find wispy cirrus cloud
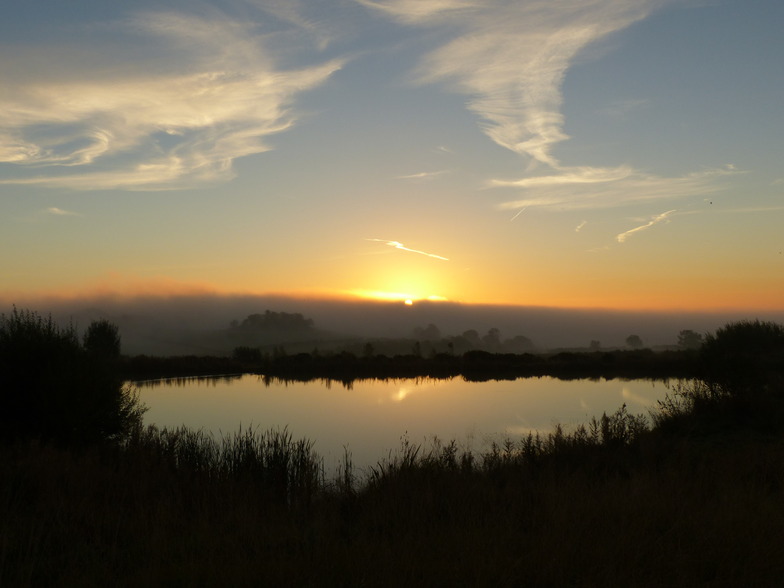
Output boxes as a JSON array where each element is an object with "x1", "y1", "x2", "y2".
[
  {"x1": 358, "y1": 0, "x2": 739, "y2": 212},
  {"x1": 44, "y1": 207, "x2": 81, "y2": 216},
  {"x1": 367, "y1": 238, "x2": 449, "y2": 260},
  {"x1": 0, "y1": 10, "x2": 342, "y2": 190},
  {"x1": 395, "y1": 170, "x2": 449, "y2": 181},
  {"x1": 356, "y1": 0, "x2": 478, "y2": 23},
  {"x1": 496, "y1": 166, "x2": 740, "y2": 212},
  {"x1": 490, "y1": 165, "x2": 635, "y2": 188},
  {"x1": 616, "y1": 209, "x2": 676, "y2": 243},
  {"x1": 360, "y1": 0, "x2": 654, "y2": 167}
]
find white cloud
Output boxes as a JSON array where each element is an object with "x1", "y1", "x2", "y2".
[
  {"x1": 364, "y1": 0, "x2": 655, "y2": 167},
  {"x1": 509, "y1": 207, "x2": 527, "y2": 221},
  {"x1": 0, "y1": 11, "x2": 342, "y2": 190},
  {"x1": 360, "y1": 0, "x2": 741, "y2": 212},
  {"x1": 616, "y1": 209, "x2": 676, "y2": 243},
  {"x1": 355, "y1": 0, "x2": 478, "y2": 23},
  {"x1": 497, "y1": 166, "x2": 740, "y2": 212},
  {"x1": 490, "y1": 165, "x2": 634, "y2": 188},
  {"x1": 367, "y1": 238, "x2": 449, "y2": 260},
  {"x1": 395, "y1": 170, "x2": 449, "y2": 180},
  {"x1": 44, "y1": 207, "x2": 81, "y2": 216},
  {"x1": 575, "y1": 220, "x2": 587, "y2": 232}
]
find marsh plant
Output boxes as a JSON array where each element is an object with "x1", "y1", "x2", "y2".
[
  {"x1": 0, "y1": 308, "x2": 146, "y2": 446},
  {"x1": 122, "y1": 425, "x2": 324, "y2": 505}
]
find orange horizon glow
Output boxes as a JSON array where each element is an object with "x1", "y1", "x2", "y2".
[{"x1": 2, "y1": 273, "x2": 784, "y2": 315}]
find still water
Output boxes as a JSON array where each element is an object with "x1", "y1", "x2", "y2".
[{"x1": 136, "y1": 375, "x2": 670, "y2": 472}]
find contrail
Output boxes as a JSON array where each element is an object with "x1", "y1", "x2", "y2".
[
  {"x1": 45, "y1": 207, "x2": 81, "y2": 216},
  {"x1": 367, "y1": 239, "x2": 449, "y2": 261},
  {"x1": 510, "y1": 207, "x2": 527, "y2": 221},
  {"x1": 616, "y1": 210, "x2": 676, "y2": 243}
]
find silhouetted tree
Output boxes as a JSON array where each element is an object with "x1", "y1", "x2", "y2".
[
  {"x1": 589, "y1": 340, "x2": 601, "y2": 351},
  {"x1": 83, "y1": 318, "x2": 121, "y2": 360},
  {"x1": 232, "y1": 346, "x2": 262, "y2": 363},
  {"x1": 503, "y1": 335, "x2": 535, "y2": 353},
  {"x1": 413, "y1": 323, "x2": 441, "y2": 341},
  {"x1": 462, "y1": 330, "x2": 482, "y2": 348},
  {"x1": 625, "y1": 334, "x2": 643, "y2": 349},
  {"x1": 482, "y1": 328, "x2": 501, "y2": 350},
  {"x1": 677, "y1": 329, "x2": 703, "y2": 350},
  {"x1": 363, "y1": 342, "x2": 375, "y2": 358},
  {"x1": 701, "y1": 320, "x2": 784, "y2": 395},
  {"x1": 236, "y1": 310, "x2": 314, "y2": 331},
  {"x1": 0, "y1": 309, "x2": 145, "y2": 446}
]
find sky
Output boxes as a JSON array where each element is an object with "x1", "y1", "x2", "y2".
[{"x1": 2, "y1": 0, "x2": 784, "y2": 313}]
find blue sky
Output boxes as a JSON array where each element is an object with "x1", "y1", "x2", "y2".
[{"x1": 2, "y1": 0, "x2": 783, "y2": 310}]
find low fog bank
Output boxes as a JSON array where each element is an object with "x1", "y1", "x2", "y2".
[{"x1": 4, "y1": 293, "x2": 783, "y2": 356}]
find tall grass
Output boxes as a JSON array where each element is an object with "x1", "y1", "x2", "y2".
[
  {"x1": 3, "y1": 378, "x2": 784, "y2": 586},
  {"x1": 121, "y1": 425, "x2": 323, "y2": 505}
]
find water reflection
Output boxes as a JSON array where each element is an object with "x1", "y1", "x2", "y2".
[
  {"x1": 136, "y1": 375, "x2": 669, "y2": 472},
  {"x1": 135, "y1": 374, "x2": 244, "y2": 388}
]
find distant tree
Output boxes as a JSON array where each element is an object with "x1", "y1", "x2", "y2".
[
  {"x1": 482, "y1": 328, "x2": 501, "y2": 350},
  {"x1": 462, "y1": 330, "x2": 482, "y2": 348},
  {"x1": 235, "y1": 310, "x2": 314, "y2": 332},
  {"x1": 363, "y1": 342, "x2": 375, "y2": 358},
  {"x1": 232, "y1": 346, "x2": 262, "y2": 363},
  {"x1": 677, "y1": 329, "x2": 703, "y2": 350},
  {"x1": 503, "y1": 335, "x2": 535, "y2": 353},
  {"x1": 0, "y1": 309, "x2": 145, "y2": 446},
  {"x1": 625, "y1": 334, "x2": 643, "y2": 349},
  {"x1": 413, "y1": 323, "x2": 441, "y2": 341},
  {"x1": 412, "y1": 341, "x2": 422, "y2": 357},
  {"x1": 589, "y1": 340, "x2": 601, "y2": 351},
  {"x1": 83, "y1": 319, "x2": 121, "y2": 360}
]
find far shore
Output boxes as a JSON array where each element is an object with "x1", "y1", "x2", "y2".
[{"x1": 121, "y1": 347, "x2": 702, "y2": 383}]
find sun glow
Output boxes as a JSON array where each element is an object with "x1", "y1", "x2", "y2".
[{"x1": 347, "y1": 289, "x2": 449, "y2": 304}]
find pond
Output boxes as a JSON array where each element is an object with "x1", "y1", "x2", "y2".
[{"x1": 136, "y1": 375, "x2": 673, "y2": 473}]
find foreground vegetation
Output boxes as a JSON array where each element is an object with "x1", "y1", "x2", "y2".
[
  {"x1": 2, "y1": 313, "x2": 784, "y2": 586},
  {"x1": 0, "y1": 309, "x2": 145, "y2": 446}
]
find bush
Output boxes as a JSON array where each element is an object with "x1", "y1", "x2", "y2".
[
  {"x1": 0, "y1": 308, "x2": 146, "y2": 446},
  {"x1": 701, "y1": 320, "x2": 784, "y2": 395}
]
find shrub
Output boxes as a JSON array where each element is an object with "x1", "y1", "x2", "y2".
[
  {"x1": 0, "y1": 308, "x2": 146, "y2": 446},
  {"x1": 701, "y1": 320, "x2": 784, "y2": 395}
]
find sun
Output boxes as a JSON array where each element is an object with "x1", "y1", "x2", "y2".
[{"x1": 346, "y1": 289, "x2": 449, "y2": 304}]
